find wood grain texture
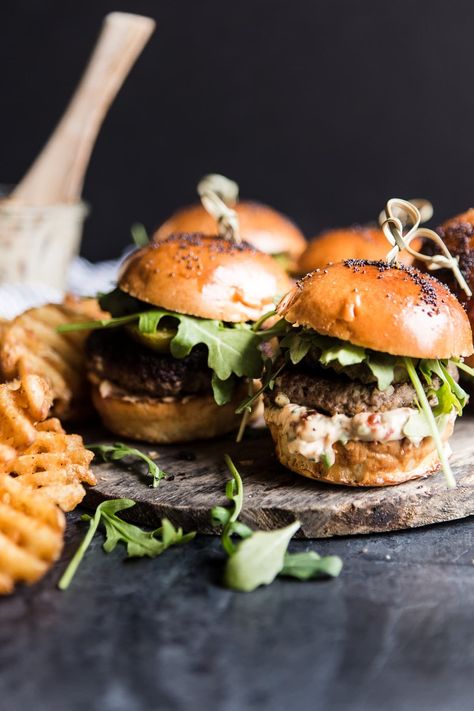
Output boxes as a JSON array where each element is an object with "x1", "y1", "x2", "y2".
[{"x1": 83, "y1": 417, "x2": 474, "y2": 538}]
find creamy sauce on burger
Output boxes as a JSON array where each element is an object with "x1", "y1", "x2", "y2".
[{"x1": 265, "y1": 400, "x2": 455, "y2": 468}]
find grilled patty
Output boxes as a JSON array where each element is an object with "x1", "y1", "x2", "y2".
[
  {"x1": 87, "y1": 329, "x2": 213, "y2": 398},
  {"x1": 270, "y1": 364, "x2": 443, "y2": 416}
]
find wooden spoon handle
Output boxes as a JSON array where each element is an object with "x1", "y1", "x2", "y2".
[{"x1": 13, "y1": 12, "x2": 155, "y2": 205}]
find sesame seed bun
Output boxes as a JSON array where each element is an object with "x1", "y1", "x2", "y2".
[
  {"x1": 277, "y1": 260, "x2": 473, "y2": 359},
  {"x1": 119, "y1": 233, "x2": 293, "y2": 323},
  {"x1": 297, "y1": 225, "x2": 420, "y2": 274},
  {"x1": 153, "y1": 201, "x2": 306, "y2": 269}
]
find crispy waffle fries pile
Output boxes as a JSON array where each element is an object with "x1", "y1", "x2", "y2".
[
  {"x1": 0, "y1": 297, "x2": 106, "y2": 420},
  {"x1": 0, "y1": 374, "x2": 95, "y2": 594}
]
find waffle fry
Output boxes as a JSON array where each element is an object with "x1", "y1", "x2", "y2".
[
  {"x1": 0, "y1": 375, "x2": 52, "y2": 449},
  {"x1": 0, "y1": 374, "x2": 96, "y2": 594},
  {"x1": 0, "y1": 376, "x2": 96, "y2": 511},
  {"x1": 0, "y1": 298, "x2": 106, "y2": 420},
  {"x1": 0, "y1": 473, "x2": 65, "y2": 594},
  {"x1": 10, "y1": 425, "x2": 96, "y2": 512}
]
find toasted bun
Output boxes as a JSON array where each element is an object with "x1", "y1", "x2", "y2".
[
  {"x1": 277, "y1": 260, "x2": 473, "y2": 359},
  {"x1": 297, "y1": 226, "x2": 419, "y2": 274},
  {"x1": 91, "y1": 382, "x2": 248, "y2": 444},
  {"x1": 431, "y1": 209, "x2": 474, "y2": 369},
  {"x1": 119, "y1": 233, "x2": 292, "y2": 323},
  {"x1": 153, "y1": 201, "x2": 306, "y2": 266},
  {"x1": 265, "y1": 406, "x2": 455, "y2": 486}
]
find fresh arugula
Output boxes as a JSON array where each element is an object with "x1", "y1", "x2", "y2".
[
  {"x1": 225, "y1": 522, "x2": 301, "y2": 592},
  {"x1": 58, "y1": 498, "x2": 195, "y2": 590},
  {"x1": 211, "y1": 456, "x2": 342, "y2": 591},
  {"x1": 88, "y1": 442, "x2": 167, "y2": 488},
  {"x1": 58, "y1": 307, "x2": 264, "y2": 405},
  {"x1": 281, "y1": 551, "x2": 343, "y2": 580},
  {"x1": 455, "y1": 360, "x2": 474, "y2": 379},
  {"x1": 420, "y1": 360, "x2": 468, "y2": 416},
  {"x1": 404, "y1": 357, "x2": 456, "y2": 488},
  {"x1": 280, "y1": 328, "x2": 397, "y2": 391},
  {"x1": 235, "y1": 359, "x2": 287, "y2": 414},
  {"x1": 210, "y1": 454, "x2": 252, "y2": 554}
]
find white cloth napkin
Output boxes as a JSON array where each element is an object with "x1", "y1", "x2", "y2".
[{"x1": 0, "y1": 253, "x2": 126, "y2": 320}]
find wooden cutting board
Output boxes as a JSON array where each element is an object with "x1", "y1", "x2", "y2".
[{"x1": 83, "y1": 417, "x2": 474, "y2": 538}]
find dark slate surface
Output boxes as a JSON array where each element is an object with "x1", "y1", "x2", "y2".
[{"x1": 1, "y1": 512, "x2": 474, "y2": 711}]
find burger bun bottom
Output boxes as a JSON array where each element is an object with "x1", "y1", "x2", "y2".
[
  {"x1": 266, "y1": 413, "x2": 455, "y2": 487},
  {"x1": 92, "y1": 381, "x2": 249, "y2": 444}
]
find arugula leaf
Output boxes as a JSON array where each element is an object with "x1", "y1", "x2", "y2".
[
  {"x1": 210, "y1": 454, "x2": 252, "y2": 554},
  {"x1": 88, "y1": 442, "x2": 166, "y2": 488},
  {"x1": 404, "y1": 357, "x2": 456, "y2": 488},
  {"x1": 280, "y1": 330, "x2": 312, "y2": 365},
  {"x1": 455, "y1": 360, "x2": 474, "y2": 379},
  {"x1": 439, "y1": 362, "x2": 468, "y2": 413},
  {"x1": 58, "y1": 498, "x2": 195, "y2": 590},
  {"x1": 224, "y1": 521, "x2": 301, "y2": 592},
  {"x1": 212, "y1": 456, "x2": 342, "y2": 592},
  {"x1": 211, "y1": 373, "x2": 236, "y2": 406},
  {"x1": 99, "y1": 511, "x2": 194, "y2": 558},
  {"x1": 57, "y1": 498, "x2": 111, "y2": 590},
  {"x1": 366, "y1": 356, "x2": 397, "y2": 392},
  {"x1": 171, "y1": 316, "x2": 262, "y2": 380},
  {"x1": 318, "y1": 341, "x2": 366, "y2": 367},
  {"x1": 235, "y1": 359, "x2": 286, "y2": 414},
  {"x1": 98, "y1": 288, "x2": 144, "y2": 317},
  {"x1": 419, "y1": 360, "x2": 467, "y2": 416},
  {"x1": 281, "y1": 551, "x2": 343, "y2": 580},
  {"x1": 280, "y1": 328, "x2": 394, "y2": 390}
]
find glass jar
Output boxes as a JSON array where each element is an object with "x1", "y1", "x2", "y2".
[{"x1": 0, "y1": 198, "x2": 88, "y2": 290}]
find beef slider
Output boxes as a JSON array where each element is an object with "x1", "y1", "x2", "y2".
[{"x1": 87, "y1": 329, "x2": 213, "y2": 399}]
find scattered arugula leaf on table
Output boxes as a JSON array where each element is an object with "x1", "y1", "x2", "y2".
[
  {"x1": 58, "y1": 499, "x2": 195, "y2": 591},
  {"x1": 88, "y1": 442, "x2": 166, "y2": 488},
  {"x1": 211, "y1": 455, "x2": 343, "y2": 591}
]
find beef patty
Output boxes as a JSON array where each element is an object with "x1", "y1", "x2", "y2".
[
  {"x1": 270, "y1": 365, "x2": 444, "y2": 416},
  {"x1": 87, "y1": 329, "x2": 213, "y2": 398}
]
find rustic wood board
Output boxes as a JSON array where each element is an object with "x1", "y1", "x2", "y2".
[{"x1": 82, "y1": 417, "x2": 474, "y2": 538}]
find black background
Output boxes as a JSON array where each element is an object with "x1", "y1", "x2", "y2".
[{"x1": 1, "y1": 0, "x2": 473, "y2": 262}]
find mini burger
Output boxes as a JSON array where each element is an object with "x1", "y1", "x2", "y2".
[
  {"x1": 154, "y1": 174, "x2": 306, "y2": 273},
  {"x1": 262, "y1": 260, "x2": 473, "y2": 487},
  {"x1": 422, "y1": 208, "x2": 474, "y2": 368},
  {"x1": 297, "y1": 200, "x2": 432, "y2": 275},
  {"x1": 61, "y1": 234, "x2": 292, "y2": 443},
  {"x1": 297, "y1": 225, "x2": 421, "y2": 274}
]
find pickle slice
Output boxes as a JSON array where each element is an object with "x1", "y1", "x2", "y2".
[{"x1": 126, "y1": 323, "x2": 176, "y2": 352}]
